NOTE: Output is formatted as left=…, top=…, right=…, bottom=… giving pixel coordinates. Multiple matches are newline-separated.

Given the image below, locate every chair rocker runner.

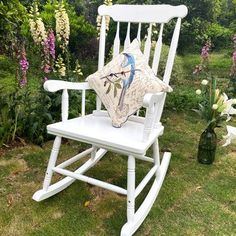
left=33, top=4, right=187, bottom=235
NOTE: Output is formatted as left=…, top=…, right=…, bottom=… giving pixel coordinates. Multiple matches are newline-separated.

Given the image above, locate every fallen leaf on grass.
left=51, top=211, right=64, bottom=219
left=84, top=200, right=90, bottom=207
left=196, top=186, right=202, bottom=190
left=7, top=194, right=14, bottom=207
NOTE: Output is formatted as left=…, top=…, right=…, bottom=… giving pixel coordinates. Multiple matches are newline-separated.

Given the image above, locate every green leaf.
left=115, top=83, right=122, bottom=89
left=106, top=84, right=111, bottom=94
left=114, top=86, right=117, bottom=97
left=192, top=109, right=202, bottom=117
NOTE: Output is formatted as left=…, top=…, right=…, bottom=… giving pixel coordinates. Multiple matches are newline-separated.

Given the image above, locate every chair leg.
left=43, top=136, right=62, bottom=191
left=127, top=155, right=135, bottom=222
left=153, top=139, right=160, bottom=177
left=33, top=147, right=107, bottom=202
left=121, top=152, right=171, bottom=236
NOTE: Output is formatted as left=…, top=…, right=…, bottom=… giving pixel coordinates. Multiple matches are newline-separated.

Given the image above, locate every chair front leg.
left=127, top=155, right=135, bottom=222
left=43, top=136, right=62, bottom=191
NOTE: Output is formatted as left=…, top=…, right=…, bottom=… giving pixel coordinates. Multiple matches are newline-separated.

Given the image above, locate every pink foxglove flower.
left=230, top=34, right=236, bottom=76
left=201, top=41, right=211, bottom=60
left=20, top=52, right=29, bottom=72
left=19, top=49, right=29, bottom=88
left=233, top=51, right=236, bottom=62
left=41, top=30, right=56, bottom=81
left=233, top=34, right=236, bottom=47
left=47, top=30, right=56, bottom=59
left=43, top=64, right=51, bottom=73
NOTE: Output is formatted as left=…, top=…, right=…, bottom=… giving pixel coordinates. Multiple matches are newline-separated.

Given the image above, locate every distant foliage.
left=156, top=44, right=184, bottom=85
left=0, top=0, right=27, bottom=55
left=106, top=0, right=236, bottom=52
left=205, top=23, right=233, bottom=49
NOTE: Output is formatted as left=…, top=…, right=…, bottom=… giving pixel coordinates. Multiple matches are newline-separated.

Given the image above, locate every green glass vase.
left=197, top=127, right=217, bottom=164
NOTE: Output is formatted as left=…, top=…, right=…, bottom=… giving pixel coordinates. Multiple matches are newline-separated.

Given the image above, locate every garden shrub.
left=42, top=1, right=97, bottom=59
left=155, top=44, right=184, bottom=85
left=165, top=85, right=201, bottom=111
left=205, top=23, right=233, bottom=49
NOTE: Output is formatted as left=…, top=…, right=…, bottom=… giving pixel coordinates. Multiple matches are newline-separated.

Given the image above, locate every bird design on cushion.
left=118, top=53, right=136, bottom=110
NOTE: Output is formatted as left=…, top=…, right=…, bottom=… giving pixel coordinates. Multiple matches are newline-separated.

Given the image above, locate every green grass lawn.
left=1, top=111, right=236, bottom=236
left=0, top=50, right=235, bottom=235
left=182, top=51, right=232, bottom=79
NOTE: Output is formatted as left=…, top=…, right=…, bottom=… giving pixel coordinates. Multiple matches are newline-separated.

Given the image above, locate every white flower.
left=59, top=67, right=66, bottom=76
left=214, top=89, right=220, bottom=102
left=104, top=0, right=113, bottom=6
left=196, top=89, right=201, bottom=95
left=221, top=93, right=236, bottom=118
left=28, top=5, right=47, bottom=45
left=55, top=55, right=66, bottom=77
left=73, top=60, right=83, bottom=76
left=201, top=79, right=208, bottom=85
left=212, top=104, right=218, bottom=110
left=96, top=0, right=112, bottom=37
left=55, top=2, right=70, bottom=49
left=222, top=125, right=236, bottom=147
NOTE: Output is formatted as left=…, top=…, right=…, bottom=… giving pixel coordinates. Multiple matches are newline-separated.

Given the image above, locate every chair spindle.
left=62, top=89, right=69, bottom=121
left=97, top=15, right=107, bottom=110
left=113, top=21, right=120, bottom=58
left=152, top=23, right=164, bottom=75
left=124, top=22, right=131, bottom=50
left=144, top=23, right=153, bottom=64
left=137, top=23, right=142, bottom=44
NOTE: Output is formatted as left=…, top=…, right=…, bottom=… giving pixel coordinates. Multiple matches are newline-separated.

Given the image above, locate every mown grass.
left=182, top=51, right=232, bottom=79
left=0, top=111, right=236, bottom=236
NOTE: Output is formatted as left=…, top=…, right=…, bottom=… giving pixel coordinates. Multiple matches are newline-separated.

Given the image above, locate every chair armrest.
left=44, top=80, right=92, bottom=120
left=142, top=92, right=166, bottom=141
left=44, top=80, right=91, bottom=92
left=142, top=92, right=165, bottom=108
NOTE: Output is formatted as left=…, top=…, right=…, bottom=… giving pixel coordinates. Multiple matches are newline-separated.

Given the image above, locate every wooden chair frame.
left=33, top=4, right=188, bottom=235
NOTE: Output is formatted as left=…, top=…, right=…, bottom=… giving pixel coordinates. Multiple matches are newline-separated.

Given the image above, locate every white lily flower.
left=222, top=125, right=236, bottom=146
left=221, top=93, right=236, bottom=121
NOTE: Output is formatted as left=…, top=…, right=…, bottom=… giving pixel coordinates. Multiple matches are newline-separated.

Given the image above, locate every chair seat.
left=47, top=114, right=163, bottom=155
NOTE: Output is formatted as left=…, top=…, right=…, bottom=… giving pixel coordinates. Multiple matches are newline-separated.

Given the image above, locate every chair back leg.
left=127, top=155, right=136, bottom=222
left=153, top=139, right=160, bottom=178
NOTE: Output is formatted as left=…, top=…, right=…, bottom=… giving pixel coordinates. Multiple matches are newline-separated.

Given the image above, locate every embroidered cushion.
left=86, top=39, right=172, bottom=127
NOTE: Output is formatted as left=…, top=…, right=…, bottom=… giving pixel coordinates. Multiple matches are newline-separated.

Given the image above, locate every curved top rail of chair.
left=44, top=80, right=91, bottom=92
left=98, top=4, right=188, bottom=23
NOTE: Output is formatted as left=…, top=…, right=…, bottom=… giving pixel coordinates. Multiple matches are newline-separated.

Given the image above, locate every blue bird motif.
left=118, top=53, right=136, bottom=110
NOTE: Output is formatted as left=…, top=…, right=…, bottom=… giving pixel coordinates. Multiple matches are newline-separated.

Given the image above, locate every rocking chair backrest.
left=97, top=4, right=188, bottom=118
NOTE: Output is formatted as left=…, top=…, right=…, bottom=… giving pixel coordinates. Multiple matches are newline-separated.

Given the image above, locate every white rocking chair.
left=33, top=4, right=187, bottom=235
